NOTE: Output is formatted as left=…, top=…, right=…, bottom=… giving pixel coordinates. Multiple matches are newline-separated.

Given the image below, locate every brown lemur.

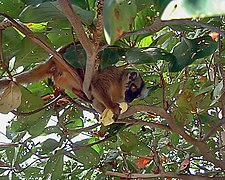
left=0, top=45, right=146, bottom=119
left=91, top=65, right=146, bottom=120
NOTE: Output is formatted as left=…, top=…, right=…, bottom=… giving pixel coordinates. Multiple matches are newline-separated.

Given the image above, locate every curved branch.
left=120, top=104, right=225, bottom=170
left=66, top=123, right=100, bottom=135
left=122, top=17, right=225, bottom=38
left=57, top=0, right=98, bottom=99
left=12, top=95, right=62, bottom=116
left=202, top=118, right=225, bottom=141
left=115, top=119, right=171, bottom=131
left=0, top=13, right=81, bottom=91
left=104, top=171, right=219, bottom=180
left=57, top=0, right=94, bottom=55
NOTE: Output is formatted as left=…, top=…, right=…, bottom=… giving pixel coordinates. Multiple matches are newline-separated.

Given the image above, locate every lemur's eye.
left=130, top=84, right=137, bottom=92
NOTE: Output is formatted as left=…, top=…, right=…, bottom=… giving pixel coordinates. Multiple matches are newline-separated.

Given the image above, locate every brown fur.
left=91, top=65, right=145, bottom=119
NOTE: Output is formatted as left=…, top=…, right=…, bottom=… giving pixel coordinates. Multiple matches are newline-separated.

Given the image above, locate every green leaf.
left=27, top=109, right=52, bottom=137
left=47, top=28, right=73, bottom=47
left=170, top=36, right=217, bottom=72
left=103, top=0, right=137, bottom=44
left=9, top=86, right=49, bottom=137
left=41, top=138, right=61, bottom=154
left=126, top=47, right=176, bottom=64
left=44, top=126, right=62, bottom=135
left=131, top=6, right=156, bottom=43
left=0, top=0, right=25, bottom=18
left=2, top=27, right=22, bottom=61
left=15, top=37, right=50, bottom=68
left=6, top=146, right=15, bottom=165
left=20, top=2, right=94, bottom=25
left=24, top=167, right=43, bottom=179
left=169, top=133, right=179, bottom=146
left=27, top=81, right=53, bottom=97
left=161, top=0, right=225, bottom=20
left=15, top=145, right=32, bottom=165
left=62, top=107, right=83, bottom=132
left=75, top=147, right=100, bottom=168
left=18, top=86, right=45, bottom=112
left=130, top=142, right=150, bottom=156
left=98, top=47, right=126, bottom=68
left=135, top=0, right=154, bottom=12
left=119, top=131, right=138, bottom=148
left=63, top=44, right=86, bottom=69
left=44, top=155, right=64, bottom=179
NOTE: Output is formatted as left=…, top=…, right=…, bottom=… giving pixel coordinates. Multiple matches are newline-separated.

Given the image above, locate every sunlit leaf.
left=103, top=0, right=137, bottom=44
left=170, top=36, right=217, bottom=71
left=162, top=0, right=225, bottom=20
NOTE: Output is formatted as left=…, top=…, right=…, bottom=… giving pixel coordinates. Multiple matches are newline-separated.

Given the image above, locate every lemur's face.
left=125, top=72, right=145, bottom=103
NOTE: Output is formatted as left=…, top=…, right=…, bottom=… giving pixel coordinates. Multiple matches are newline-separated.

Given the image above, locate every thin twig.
left=167, top=67, right=189, bottom=110
left=115, top=119, right=171, bottom=131
left=64, top=92, right=96, bottom=113
left=66, top=123, right=100, bottom=135
left=202, top=118, right=225, bottom=141
left=12, top=94, right=62, bottom=116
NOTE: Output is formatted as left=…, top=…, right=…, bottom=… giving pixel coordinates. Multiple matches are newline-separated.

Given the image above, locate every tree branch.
left=66, top=123, right=100, bottom=135
left=57, top=0, right=98, bottom=99
left=11, top=94, right=62, bottom=116
left=0, top=13, right=82, bottom=92
left=57, top=0, right=94, bottom=56
left=120, top=104, right=225, bottom=169
left=104, top=171, right=221, bottom=180
left=122, top=17, right=225, bottom=38
left=115, top=119, right=171, bottom=131
left=202, top=118, right=225, bottom=141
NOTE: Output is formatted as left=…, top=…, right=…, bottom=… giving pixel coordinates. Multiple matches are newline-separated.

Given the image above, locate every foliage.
left=0, top=0, right=225, bottom=179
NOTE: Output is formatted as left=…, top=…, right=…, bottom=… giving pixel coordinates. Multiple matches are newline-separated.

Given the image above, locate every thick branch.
left=57, top=0, right=94, bottom=55
left=104, top=171, right=221, bottom=180
left=120, top=104, right=225, bottom=170
left=57, top=0, right=98, bottom=98
left=0, top=13, right=81, bottom=90
left=122, top=17, right=225, bottom=38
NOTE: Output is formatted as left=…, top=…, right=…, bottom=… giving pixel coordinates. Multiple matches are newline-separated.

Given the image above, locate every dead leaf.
left=0, top=81, right=22, bottom=114
left=179, top=158, right=190, bottom=171
left=135, top=157, right=152, bottom=168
